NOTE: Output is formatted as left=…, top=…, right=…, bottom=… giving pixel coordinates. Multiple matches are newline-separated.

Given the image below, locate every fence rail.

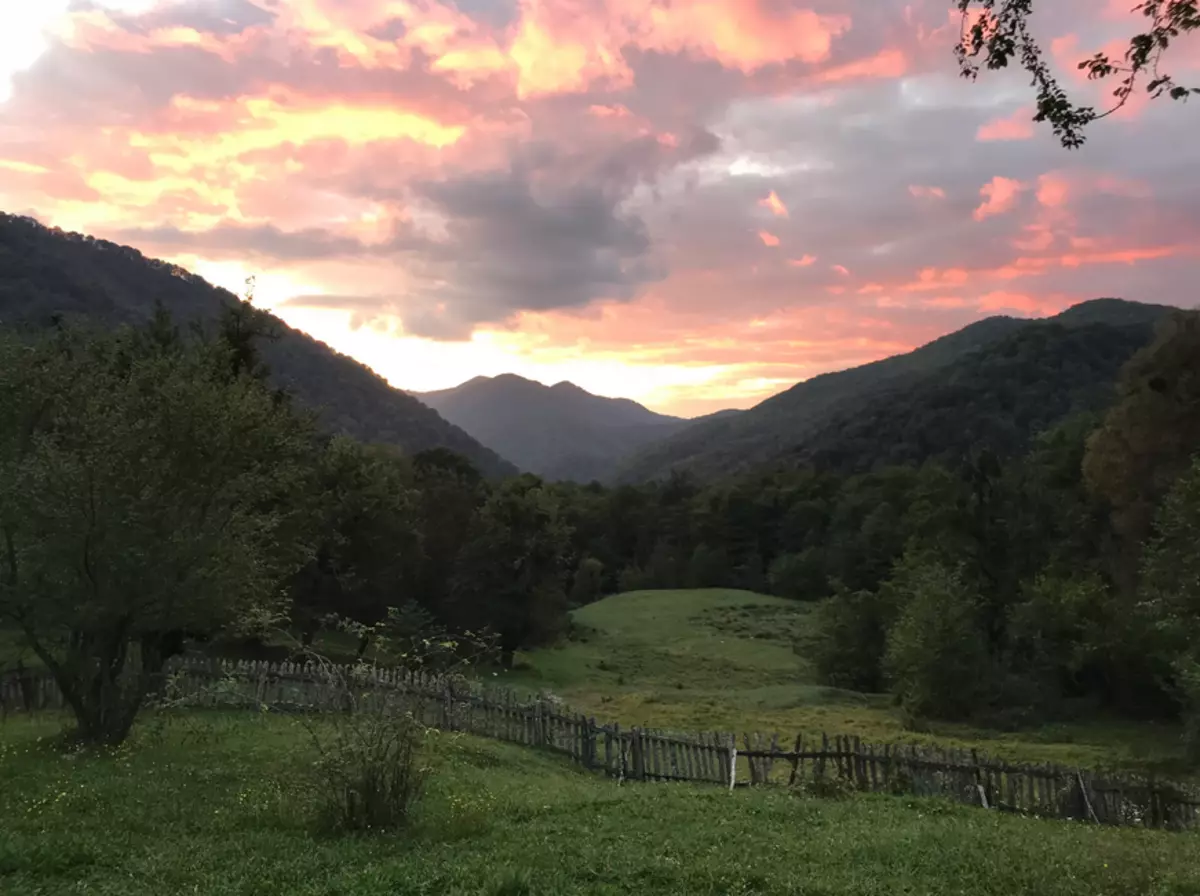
left=4, top=658, right=1199, bottom=831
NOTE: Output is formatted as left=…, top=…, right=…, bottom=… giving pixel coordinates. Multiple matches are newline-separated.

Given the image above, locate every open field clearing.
left=508, top=590, right=1191, bottom=777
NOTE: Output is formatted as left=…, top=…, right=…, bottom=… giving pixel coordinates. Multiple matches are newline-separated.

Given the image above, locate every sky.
left=1, top=1, right=1198, bottom=417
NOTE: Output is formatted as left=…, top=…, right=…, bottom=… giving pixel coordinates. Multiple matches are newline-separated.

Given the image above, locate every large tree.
left=957, top=1, right=1200, bottom=147
left=0, top=321, right=318, bottom=744
left=448, top=476, right=572, bottom=668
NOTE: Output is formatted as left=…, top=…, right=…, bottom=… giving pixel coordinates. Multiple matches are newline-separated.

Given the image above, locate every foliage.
left=0, top=321, right=317, bottom=745
left=567, top=556, right=605, bottom=607
left=300, top=664, right=429, bottom=834
left=1141, top=456, right=1200, bottom=757
left=957, top=0, right=1200, bottom=148
left=810, top=586, right=895, bottom=693
left=1084, top=310, right=1200, bottom=572
left=883, top=558, right=992, bottom=723
left=448, top=476, right=573, bottom=667
left=290, top=437, right=421, bottom=651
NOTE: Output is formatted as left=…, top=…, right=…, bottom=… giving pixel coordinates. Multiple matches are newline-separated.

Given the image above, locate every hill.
left=415, top=374, right=691, bottom=481
left=791, top=320, right=1157, bottom=473
left=0, top=214, right=516, bottom=477
left=7, top=714, right=1196, bottom=896
left=615, top=299, right=1173, bottom=482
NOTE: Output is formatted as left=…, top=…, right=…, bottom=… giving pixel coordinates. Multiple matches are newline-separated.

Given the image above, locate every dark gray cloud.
left=399, top=160, right=664, bottom=338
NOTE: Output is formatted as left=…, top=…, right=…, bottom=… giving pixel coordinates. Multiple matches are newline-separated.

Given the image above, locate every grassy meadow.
left=505, top=589, right=1191, bottom=777
left=2, top=712, right=1199, bottom=896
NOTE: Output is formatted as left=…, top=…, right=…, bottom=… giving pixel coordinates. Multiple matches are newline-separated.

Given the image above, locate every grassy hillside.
left=616, top=299, right=1172, bottom=483
left=507, top=590, right=1189, bottom=776
left=0, top=213, right=516, bottom=477
left=3, top=713, right=1198, bottom=895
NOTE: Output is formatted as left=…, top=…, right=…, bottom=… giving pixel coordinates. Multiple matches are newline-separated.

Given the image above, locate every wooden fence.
left=4, top=658, right=1199, bottom=832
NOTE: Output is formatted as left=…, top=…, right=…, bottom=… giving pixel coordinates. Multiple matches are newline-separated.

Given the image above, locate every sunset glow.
left=2, top=0, right=1198, bottom=416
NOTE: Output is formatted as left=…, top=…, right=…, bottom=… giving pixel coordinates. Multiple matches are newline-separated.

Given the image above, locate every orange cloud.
left=760, top=190, right=789, bottom=218
left=788, top=254, right=817, bottom=267
left=832, top=264, right=850, bottom=276
left=758, top=230, right=780, bottom=247
left=974, top=176, right=1024, bottom=221
left=977, top=107, right=1035, bottom=142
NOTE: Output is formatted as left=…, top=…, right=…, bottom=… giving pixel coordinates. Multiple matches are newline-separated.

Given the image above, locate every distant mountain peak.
left=415, top=374, right=702, bottom=482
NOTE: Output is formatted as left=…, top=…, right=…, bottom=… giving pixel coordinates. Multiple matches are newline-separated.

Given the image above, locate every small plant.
left=289, top=615, right=495, bottom=835
left=304, top=674, right=428, bottom=834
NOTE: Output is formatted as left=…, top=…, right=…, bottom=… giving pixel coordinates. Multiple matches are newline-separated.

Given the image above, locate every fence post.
left=728, top=734, right=738, bottom=791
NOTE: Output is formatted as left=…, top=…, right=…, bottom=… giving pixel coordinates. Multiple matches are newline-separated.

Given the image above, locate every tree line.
left=3, top=302, right=1198, bottom=757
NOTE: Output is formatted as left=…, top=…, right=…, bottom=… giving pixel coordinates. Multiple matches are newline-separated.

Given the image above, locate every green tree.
left=957, top=0, right=1200, bottom=148
left=568, top=556, right=606, bottom=607
left=687, top=542, right=732, bottom=589
left=883, top=557, right=991, bottom=722
left=1084, top=311, right=1200, bottom=583
left=0, top=323, right=317, bottom=744
left=449, top=476, right=572, bottom=668
left=811, top=584, right=896, bottom=693
left=1140, top=456, right=1200, bottom=756
left=290, top=438, right=420, bottom=653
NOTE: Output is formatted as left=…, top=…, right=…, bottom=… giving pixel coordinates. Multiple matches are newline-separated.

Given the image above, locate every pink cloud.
left=977, top=107, right=1035, bottom=142
left=974, top=176, right=1025, bottom=221
left=758, top=230, right=780, bottom=247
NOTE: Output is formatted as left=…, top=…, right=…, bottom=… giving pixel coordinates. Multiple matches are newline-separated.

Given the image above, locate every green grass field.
left=2, top=712, right=1198, bottom=896
left=505, top=589, right=1191, bottom=776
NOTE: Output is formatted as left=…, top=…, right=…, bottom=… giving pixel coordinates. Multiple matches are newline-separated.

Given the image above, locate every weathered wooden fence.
left=5, top=659, right=1199, bottom=831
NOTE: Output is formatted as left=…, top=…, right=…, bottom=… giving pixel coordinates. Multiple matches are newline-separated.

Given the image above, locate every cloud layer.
left=2, top=0, right=1198, bottom=414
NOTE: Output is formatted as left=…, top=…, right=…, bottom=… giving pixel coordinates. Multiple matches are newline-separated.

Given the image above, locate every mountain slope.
left=791, top=320, right=1159, bottom=473
left=0, top=213, right=517, bottom=477
left=415, top=374, right=691, bottom=481
left=616, top=299, right=1172, bottom=482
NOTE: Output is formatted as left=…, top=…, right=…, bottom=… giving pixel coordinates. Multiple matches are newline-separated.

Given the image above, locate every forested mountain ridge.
left=615, top=299, right=1174, bottom=483
left=415, top=374, right=692, bottom=482
left=791, top=320, right=1160, bottom=473
left=0, top=213, right=517, bottom=477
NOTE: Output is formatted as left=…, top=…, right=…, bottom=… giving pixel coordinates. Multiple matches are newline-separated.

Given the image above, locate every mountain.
left=415, top=374, right=692, bottom=482
left=0, top=213, right=517, bottom=478
left=615, top=299, right=1173, bottom=482
left=791, top=320, right=1159, bottom=473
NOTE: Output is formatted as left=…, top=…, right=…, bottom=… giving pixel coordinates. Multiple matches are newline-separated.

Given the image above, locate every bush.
left=302, top=664, right=429, bottom=834
left=811, top=585, right=894, bottom=693
left=883, top=560, right=991, bottom=722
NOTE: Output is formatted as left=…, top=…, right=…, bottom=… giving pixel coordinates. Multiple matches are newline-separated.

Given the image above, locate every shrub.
left=301, top=663, right=429, bottom=834
left=810, top=585, right=894, bottom=693
left=883, top=559, right=991, bottom=722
